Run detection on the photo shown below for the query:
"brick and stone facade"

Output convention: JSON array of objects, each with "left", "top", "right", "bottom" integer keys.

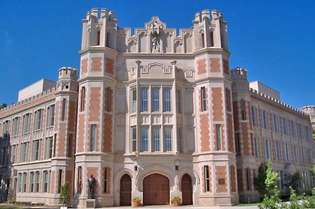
[{"left": 0, "top": 8, "right": 314, "bottom": 207}]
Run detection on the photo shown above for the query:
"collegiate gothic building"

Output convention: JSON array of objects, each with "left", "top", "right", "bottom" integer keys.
[{"left": 0, "top": 8, "right": 314, "bottom": 207}]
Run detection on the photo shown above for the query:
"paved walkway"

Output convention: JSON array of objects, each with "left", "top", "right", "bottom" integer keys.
[{"left": 95, "top": 206, "right": 259, "bottom": 209}]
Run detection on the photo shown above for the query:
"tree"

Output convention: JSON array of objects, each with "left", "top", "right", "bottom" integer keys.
[
  {"left": 60, "top": 183, "right": 69, "bottom": 206},
  {"left": 254, "top": 163, "right": 268, "bottom": 198},
  {"left": 259, "top": 161, "right": 282, "bottom": 209}
]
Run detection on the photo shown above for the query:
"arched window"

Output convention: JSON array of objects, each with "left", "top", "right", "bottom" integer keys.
[
  {"left": 80, "top": 87, "right": 86, "bottom": 112},
  {"left": 201, "top": 32, "right": 205, "bottom": 48}
]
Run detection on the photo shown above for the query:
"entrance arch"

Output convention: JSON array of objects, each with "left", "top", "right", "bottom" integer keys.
[
  {"left": 181, "top": 174, "right": 193, "bottom": 205},
  {"left": 120, "top": 174, "right": 131, "bottom": 206},
  {"left": 143, "top": 173, "right": 169, "bottom": 205}
]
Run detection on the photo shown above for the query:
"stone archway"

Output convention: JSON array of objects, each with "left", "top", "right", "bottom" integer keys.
[
  {"left": 181, "top": 173, "right": 193, "bottom": 205},
  {"left": 143, "top": 174, "right": 169, "bottom": 205},
  {"left": 120, "top": 174, "right": 131, "bottom": 206}
]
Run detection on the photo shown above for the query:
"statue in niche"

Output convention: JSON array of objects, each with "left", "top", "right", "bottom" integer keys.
[
  {"left": 88, "top": 175, "right": 96, "bottom": 199},
  {"left": 150, "top": 20, "right": 162, "bottom": 53}
]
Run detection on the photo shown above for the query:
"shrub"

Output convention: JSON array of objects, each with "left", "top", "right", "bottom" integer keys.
[
  {"left": 171, "top": 196, "right": 181, "bottom": 206},
  {"left": 59, "top": 183, "right": 69, "bottom": 206},
  {"left": 132, "top": 197, "right": 142, "bottom": 207}
]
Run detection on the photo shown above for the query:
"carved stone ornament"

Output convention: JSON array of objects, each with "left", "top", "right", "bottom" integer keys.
[{"left": 145, "top": 17, "right": 166, "bottom": 53}]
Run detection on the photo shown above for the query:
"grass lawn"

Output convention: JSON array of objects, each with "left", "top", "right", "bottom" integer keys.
[{"left": 0, "top": 205, "right": 22, "bottom": 209}]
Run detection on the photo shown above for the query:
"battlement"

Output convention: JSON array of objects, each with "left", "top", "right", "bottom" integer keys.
[
  {"left": 84, "top": 8, "right": 117, "bottom": 23},
  {"left": 0, "top": 87, "right": 56, "bottom": 115},
  {"left": 249, "top": 88, "right": 308, "bottom": 118},
  {"left": 231, "top": 67, "right": 248, "bottom": 80},
  {"left": 302, "top": 105, "right": 315, "bottom": 116},
  {"left": 58, "top": 67, "right": 78, "bottom": 80}
]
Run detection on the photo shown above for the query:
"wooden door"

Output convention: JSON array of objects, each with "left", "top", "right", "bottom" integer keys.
[
  {"left": 143, "top": 174, "right": 169, "bottom": 205},
  {"left": 181, "top": 174, "right": 193, "bottom": 205},
  {"left": 120, "top": 174, "right": 131, "bottom": 206}
]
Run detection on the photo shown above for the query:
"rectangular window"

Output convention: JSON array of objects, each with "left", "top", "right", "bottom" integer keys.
[
  {"left": 61, "top": 98, "right": 67, "bottom": 121},
  {"left": 77, "top": 166, "right": 82, "bottom": 193},
  {"left": 47, "top": 105, "right": 55, "bottom": 127},
  {"left": 225, "top": 88, "right": 231, "bottom": 112},
  {"left": 18, "top": 173, "right": 22, "bottom": 192},
  {"left": 33, "top": 140, "right": 40, "bottom": 161},
  {"left": 235, "top": 133, "right": 241, "bottom": 155},
  {"left": 246, "top": 168, "right": 251, "bottom": 191},
  {"left": 3, "top": 120, "right": 10, "bottom": 138},
  {"left": 176, "top": 89, "right": 182, "bottom": 113},
  {"left": 11, "top": 145, "right": 16, "bottom": 163},
  {"left": 203, "top": 165, "right": 210, "bottom": 192},
  {"left": 140, "top": 127, "right": 148, "bottom": 152},
  {"left": 67, "top": 134, "right": 73, "bottom": 157},
  {"left": 34, "top": 109, "right": 42, "bottom": 130},
  {"left": 12, "top": 117, "right": 20, "bottom": 136},
  {"left": 105, "top": 87, "right": 112, "bottom": 112},
  {"left": 23, "top": 113, "right": 31, "bottom": 134},
  {"left": 151, "top": 87, "right": 160, "bottom": 112},
  {"left": 285, "top": 143, "right": 289, "bottom": 161},
  {"left": 30, "top": 172, "right": 34, "bottom": 192},
  {"left": 215, "top": 124, "right": 223, "bottom": 151},
  {"left": 131, "top": 88, "right": 137, "bottom": 113},
  {"left": 45, "top": 137, "right": 53, "bottom": 159},
  {"left": 57, "top": 169, "right": 62, "bottom": 193},
  {"left": 265, "top": 140, "right": 270, "bottom": 160},
  {"left": 90, "top": 124, "right": 97, "bottom": 151},
  {"left": 251, "top": 106, "right": 256, "bottom": 127},
  {"left": 103, "top": 167, "right": 110, "bottom": 193},
  {"left": 163, "top": 87, "right": 171, "bottom": 112},
  {"left": 131, "top": 126, "right": 137, "bottom": 152},
  {"left": 140, "top": 87, "right": 148, "bottom": 112},
  {"left": 35, "top": 172, "right": 40, "bottom": 192},
  {"left": 240, "top": 100, "right": 247, "bottom": 120},
  {"left": 23, "top": 173, "right": 27, "bottom": 192},
  {"left": 152, "top": 127, "right": 160, "bottom": 152},
  {"left": 163, "top": 127, "right": 172, "bottom": 152},
  {"left": 43, "top": 171, "right": 49, "bottom": 192},
  {"left": 200, "top": 87, "right": 207, "bottom": 111},
  {"left": 20, "top": 142, "right": 28, "bottom": 162}
]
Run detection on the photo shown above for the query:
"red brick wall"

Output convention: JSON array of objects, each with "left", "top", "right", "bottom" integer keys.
[
  {"left": 91, "top": 57, "right": 102, "bottom": 72},
  {"left": 197, "top": 59, "right": 206, "bottom": 75},
  {"left": 230, "top": 165, "right": 237, "bottom": 192},
  {"left": 89, "top": 87, "right": 101, "bottom": 121},
  {"left": 81, "top": 58, "right": 88, "bottom": 75},
  {"left": 227, "top": 114, "right": 235, "bottom": 152},
  {"left": 212, "top": 87, "right": 223, "bottom": 121},
  {"left": 106, "top": 59, "right": 114, "bottom": 75},
  {"left": 210, "top": 58, "right": 220, "bottom": 72},
  {"left": 200, "top": 114, "right": 210, "bottom": 152},
  {"left": 103, "top": 113, "right": 112, "bottom": 152},
  {"left": 216, "top": 166, "right": 227, "bottom": 193},
  {"left": 77, "top": 114, "right": 85, "bottom": 153}
]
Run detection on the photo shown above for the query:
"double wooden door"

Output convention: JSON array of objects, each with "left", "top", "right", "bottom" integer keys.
[{"left": 143, "top": 174, "right": 169, "bottom": 205}]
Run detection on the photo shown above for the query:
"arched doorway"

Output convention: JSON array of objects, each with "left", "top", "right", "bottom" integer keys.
[
  {"left": 120, "top": 174, "right": 131, "bottom": 206},
  {"left": 181, "top": 174, "right": 193, "bottom": 205},
  {"left": 143, "top": 174, "right": 169, "bottom": 205}
]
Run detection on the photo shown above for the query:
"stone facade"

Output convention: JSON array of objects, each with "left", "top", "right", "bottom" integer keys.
[{"left": 0, "top": 8, "right": 314, "bottom": 207}]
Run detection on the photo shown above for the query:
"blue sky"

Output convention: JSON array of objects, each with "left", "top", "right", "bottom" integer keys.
[{"left": 0, "top": 0, "right": 314, "bottom": 108}]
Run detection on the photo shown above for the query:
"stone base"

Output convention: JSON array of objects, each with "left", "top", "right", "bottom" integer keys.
[{"left": 83, "top": 199, "right": 95, "bottom": 208}]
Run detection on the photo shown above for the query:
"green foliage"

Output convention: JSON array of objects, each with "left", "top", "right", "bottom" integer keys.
[
  {"left": 59, "top": 183, "right": 69, "bottom": 206},
  {"left": 254, "top": 163, "right": 268, "bottom": 197},
  {"left": 311, "top": 165, "right": 315, "bottom": 176},
  {"left": 258, "top": 161, "right": 282, "bottom": 209},
  {"left": 286, "top": 187, "right": 301, "bottom": 209},
  {"left": 304, "top": 188, "right": 315, "bottom": 208}
]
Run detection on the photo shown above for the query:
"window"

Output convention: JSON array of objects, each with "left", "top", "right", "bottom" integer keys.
[
  {"left": 106, "top": 32, "right": 110, "bottom": 47},
  {"left": 176, "top": 89, "right": 181, "bottom": 113},
  {"left": 32, "top": 140, "right": 40, "bottom": 161},
  {"left": 201, "top": 32, "right": 205, "bottom": 48},
  {"left": 11, "top": 145, "right": 16, "bottom": 163},
  {"left": 151, "top": 87, "right": 160, "bottom": 112},
  {"left": 251, "top": 106, "right": 256, "bottom": 127},
  {"left": 30, "top": 172, "right": 34, "bottom": 192},
  {"left": 80, "top": 87, "right": 86, "bottom": 112},
  {"left": 235, "top": 133, "right": 241, "bottom": 155},
  {"left": 18, "top": 173, "right": 22, "bottom": 192},
  {"left": 90, "top": 124, "right": 97, "bottom": 151},
  {"left": 131, "top": 88, "right": 137, "bottom": 113},
  {"left": 67, "top": 134, "right": 73, "bottom": 157},
  {"left": 34, "top": 109, "right": 42, "bottom": 130},
  {"left": 22, "top": 113, "right": 31, "bottom": 134},
  {"left": 57, "top": 169, "right": 62, "bottom": 193},
  {"left": 47, "top": 105, "right": 55, "bottom": 127},
  {"left": 210, "top": 31, "right": 214, "bottom": 47},
  {"left": 225, "top": 88, "right": 231, "bottom": 112},
  {"left": 265, "top": 140, "right": 270, "bottom": 160},
  {"left": 215, "top": 124, "right": 223, "bottom": 151},
  {"left": 273, "top": 114, "right": 278, "bottom": 132},
  {"left": 96, "top": 30, "right": 100, "bottom": 45},
  {"left": 140, "top": 127, "right": 148, "bottom": 152},
  {"left": 131, "top": 126, "right": 136, "bottom": 152},
  {"left": 152, "top": 127, "right": 160, "bottom": 152},
  {"left": 203, "top": 165, "right": 210, "bottom": 192},
  {"left": 20, "top": 142, "right": 29, "bottom": 162},
  {"left": 43, "top": 171, "right": 49, "bottom": 192},
  {"left": 77, "top": 166, "right": 82, "bottom": 193},
  {"left": 45, "top": 137, "right": 53, "bottom": 159},
  {"left": 3, "top": 120, "right": 10, "bottom": 137},
  {"left": 23, "top": 173, "right": 27, "bottom": 192},
  {"left": 103, "top": 167, "right": 110, "bottom": 193},
  {"left": 240, "top": 100, "right": 246, "bottom": 120},
  {"left": 140, "top": 87, "right": 148, "bottom": 112},
  {"left": 163, "top": 127, "right": 172, "bottom": 152},
  {"left": 35, "top": 171, "right": 40, "bottom": 192},
  {"left": 105, "top": 87, "right": 112, "bottom": 112},
  {"left": 262, "top": 111, "right": 267, "bottom": 129},
  {"left": 163, "top": 87, "right": 171, "bottom": 112},
  {"left": 200, "top": 87, "right": 207, "bottom": 111},
  {"left": 12, "top": 117, "right": 20, "bottom": 136},
  {"left": 246, "top": 168, "right": 251, "bottom": 191},
  {"left": 61, "top": 98, "right": 67, "bottom": 121},
  {"left": 285, "top": 143, "right": 289, "bottom": 161}
]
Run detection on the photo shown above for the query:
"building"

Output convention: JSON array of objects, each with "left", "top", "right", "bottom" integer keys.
[{"left": 0, "top": 8, "right": 314, "bottom": 207}]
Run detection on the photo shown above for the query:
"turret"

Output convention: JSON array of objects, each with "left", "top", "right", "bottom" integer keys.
[
  {"left": 81, "top": 8, "right": 118, "bottom": 50},
  {"left": 57, "top": 67, "right": 78, "bottom": 93}
]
